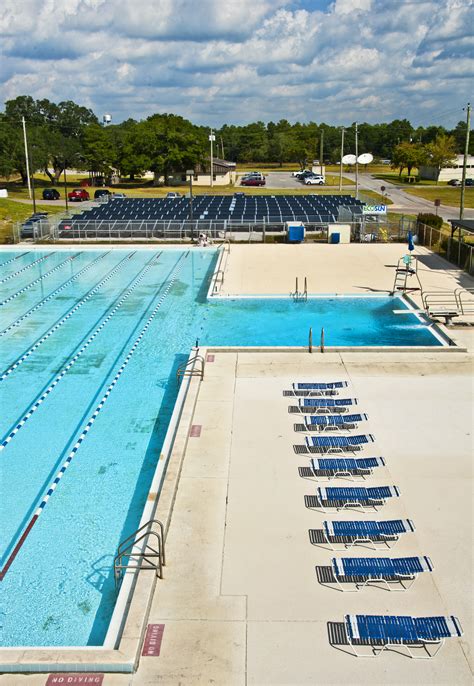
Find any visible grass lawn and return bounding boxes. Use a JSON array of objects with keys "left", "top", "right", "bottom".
[
  {"left": 0, "top": 199, "right": 64, "bottom": 243},
  {"left": 403, "top": 186, "right": 474, "bottom": 208}
]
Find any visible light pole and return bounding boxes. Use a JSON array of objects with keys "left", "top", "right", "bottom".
[
  {"left": 21, "top": 117, "right": 32, "bottom": 199},
  {"left": 29, "top": 146, "right": 37, "bottom": 214},
  {"left": 209, "top": 130, "right": 215, "bottom": 188},
  {"left": 339, "top": 126, "right": 345, "bottom": 192},
  {"left": 355, "top": 122, "right": 359, "bottom": 200},
  {"left": 64, "top": 164, "right": 69, "bottom": 215},
  {"left": 186, "top": 169, "right": 194, "bottom": 237},
  {"left": 460, "top": 102, "right": 471, "bottom": 220}
]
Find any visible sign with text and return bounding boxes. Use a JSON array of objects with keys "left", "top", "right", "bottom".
[
  {"left": 46, "top": 675, "right": 103, "bottom": 685},
  {"left": 142, "top": 623, "right": 165, "bottom": 656},
  {"left": 362, "top": 204, "right": 387, "bottom": 215}
]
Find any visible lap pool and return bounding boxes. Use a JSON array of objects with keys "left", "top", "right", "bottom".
[{"left": 0, "top": 248, "right": 442, "bottom": 648}]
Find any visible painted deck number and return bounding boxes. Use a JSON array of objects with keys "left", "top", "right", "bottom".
[
  {"left": 46, "top": 675, "right": 103, "bottom": 685},
  {"left": 142, "top": 623, "right": 165, "bottom": 656},
  {"left": 190, "top": 424, "right": 202, "bottom": 437},
  {"left": 206, "top": 354, "right": 215, "bottom": 362}
]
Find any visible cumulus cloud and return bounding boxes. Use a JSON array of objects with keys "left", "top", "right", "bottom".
[{"left": 0, "top": 0, "right": 472, "bottom": 126}]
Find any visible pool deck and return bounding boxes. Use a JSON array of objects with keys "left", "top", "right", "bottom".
[{"left": 2, "top": 244, "right": 473, "bottom": 685}]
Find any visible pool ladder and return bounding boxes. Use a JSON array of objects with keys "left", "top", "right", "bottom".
[
  {"left": 292, "top": 277, "right": 308, "bottom": 302},
  {"left": 176, "top": 352, "right": 205, "bottom": 381},
  {"left": 114, "top": 519, "right": 166, "bottom": 589}
]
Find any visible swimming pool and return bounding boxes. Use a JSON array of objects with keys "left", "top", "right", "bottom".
[{"left": 0, "top": 248, "right": 442, "bottom": 648}]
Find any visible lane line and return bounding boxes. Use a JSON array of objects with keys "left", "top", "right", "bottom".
[
  {"left": 0, "top": 254, "right": 81, "bottom": 307},
  {"left": 0, "top": 251, "right": 110, "bottom": 338},
  {"left": 0, "top": 251, "right": 189, "bottom": 579},
  {"left": 0, "top": 252, "right": 161, "bottom": 449},
  {"left": 0, "top": 254, "right": 51, "bottom": 284},
  {"left": 0, "top": 252, "right": 30, "bottom": 268}
]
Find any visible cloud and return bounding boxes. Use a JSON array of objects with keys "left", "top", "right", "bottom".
[{"left": 0, "top": 0, "right": 472, "bottom": 127}]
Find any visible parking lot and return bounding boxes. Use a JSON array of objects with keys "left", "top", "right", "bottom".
[{"left": 237, "top": 171, "right": 352, "bottom": 190}]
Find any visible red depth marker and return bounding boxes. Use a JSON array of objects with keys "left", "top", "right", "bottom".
[
  {"left": 142, "top": 623, "right": 165, "bottom": 656},
  {"left": 46, "top": 675, "right": 103, "bottom": 685},
  {"left": 189, "top": 424, "right": 202, "bottom": 437}
]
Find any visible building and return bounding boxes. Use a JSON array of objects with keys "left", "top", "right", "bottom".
[{"left": 419, "top": 154, "right": 474, "bottom": 182}]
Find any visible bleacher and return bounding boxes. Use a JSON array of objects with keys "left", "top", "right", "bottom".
[{"left": 58, "top": 195, "right": 364, "bottom": 238}]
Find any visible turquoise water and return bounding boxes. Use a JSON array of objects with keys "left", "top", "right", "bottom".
[{"left": 0, "top": 249, "right": 440, "bottom": 648}]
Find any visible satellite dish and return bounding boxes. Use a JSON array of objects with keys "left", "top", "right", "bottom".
[
  {"left": 357, "top": 153, "right": 374, "bottom": 164},
  {"left": 342, "top": 154, "right": 357, "bottom": 165},
  {"left": 103, "top": 114, "right": 112, "bottom": 124}
]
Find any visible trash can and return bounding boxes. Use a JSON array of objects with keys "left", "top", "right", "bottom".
[{"left": 330, "top": 232, "right": 340, "bottom": 244}]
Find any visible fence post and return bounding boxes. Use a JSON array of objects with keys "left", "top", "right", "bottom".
[{"left": 429, "top": 226, "right": 433, "bottom": 249}]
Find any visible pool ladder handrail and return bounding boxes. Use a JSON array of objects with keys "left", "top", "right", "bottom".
[
  {"left": 114, "top": 519, "right": 166, "bottom": 589},
  {"left": 176, "top": 353, "right": 205, "bottom": 381},
  {"left": 292, "top": 276, "right": 308, "bottom": 302}
]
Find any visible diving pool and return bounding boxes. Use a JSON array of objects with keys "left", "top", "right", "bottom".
[{"left": 0, "top": 248, "right": 442, "bottom": 648}]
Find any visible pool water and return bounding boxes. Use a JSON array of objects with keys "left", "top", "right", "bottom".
[{"left": 0, "top": 249, "right": 441, "bottom": 648}]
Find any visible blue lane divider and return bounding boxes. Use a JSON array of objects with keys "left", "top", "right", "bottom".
[
  {"left": 0, "top": 252, "right": 30, "bottom": 268},
  {"left": 0, "top": 254, "right": 81, "bottom": 307},
  {"left": 1, "top": 251, "right": 189, "bottom": 577},
  {"left": 0, "top": 251, "right": 162, "bottom": 451},
  {"left": 0, "top": 251, "right": 110, "bottom": 338},
  {"left": 0, "top": 254, "right": 52, "bottom": 284},
  {"left": 0, "top": 252, "right": 136, "bottom": 379}
]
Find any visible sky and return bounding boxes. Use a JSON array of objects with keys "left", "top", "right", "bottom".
[{"left": 0, "top": 0, "right": 472, "bottom": 128}]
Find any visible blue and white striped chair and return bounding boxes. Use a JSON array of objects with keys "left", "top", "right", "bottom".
[
  {"left": 315, "top": 486, "right": 400, "bottom": 512},
  {"left": 295, "top": 397, "right": 357, "bottom": 414},
  {"left": 305, "top": 434, "right": 375, "bottom": 454},
  {"left": 303, "top": 413, "right": 368, "bottom": 432},
  {"left": 343, "top": 614, "right": 463, "bottom": 658},
  {"left": 330, "top": 556, "right": 433, "bottom": 591},
  {"left": 320, "top": 519, "right": 415, "bottom": 550},
  {"left": 310, "top": 456, "right": 385, "bottom": 480},
  {"left": 285, "top": 381, "right": 349, "bottom": 397}
]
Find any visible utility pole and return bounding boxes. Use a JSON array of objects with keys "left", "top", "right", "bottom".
[
  {"left": 355, "top": 122, "right": 359, "bottom": 200},
  {"left": 220, "top": 136, "right": 225, "bottom": 159},
  {"left": 22, "top": 117, "right": 32, "bottom": 199},
  {"left": 209, "top": 129, "right": 215, "bottom": 188},
  {"left": 339, "top": 127, "right": 345, "bottom": 192},
  {"left": 460, "top": 102, "right": 471, "bottom": 220},
  {"left": 319, "top": 129, "right": 324, "bottom": 175}
]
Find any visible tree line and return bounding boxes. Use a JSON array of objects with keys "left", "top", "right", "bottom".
[{"left": 0, "top": 95, "right": 471, "bottom": 185}]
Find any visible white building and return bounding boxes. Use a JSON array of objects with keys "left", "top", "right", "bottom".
[{"left": 420, "top": 154, "right": 474, "bottom": 182}]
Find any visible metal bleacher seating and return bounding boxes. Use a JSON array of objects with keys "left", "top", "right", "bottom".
[{"left": 58, "top": 194, "right": 364, "bottom": 238}]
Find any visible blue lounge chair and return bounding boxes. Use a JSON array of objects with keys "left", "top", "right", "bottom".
[
  {"left": 310, "top": 456, "right": 385, "bottom": 480},
  {"left": 297, "top": 397, "right": 357, "bottom": 414},
  {"left": 330, "top": 556, "right": 433, "bottom": 591},
  {"left": 320, "top": 519, "right": 415, "bottom": 550},
  {"left": 343, "top": 614, "right": 463, "bottom": 658},
  {"left": 315, "top": 486, "right": 400, "bottom": 511},
  {"left": 304, "top": 413, "right": 368, "bottom": 432},
  {"left": 304, "top": 434, "right": 375, "bottom": 454},
  {"left": 284, "top": 381, "right": 349, "bottom": 397}
]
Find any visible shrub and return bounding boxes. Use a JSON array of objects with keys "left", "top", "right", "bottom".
[{"left": 416, "top": 213, "right": 443, "bottom": 230}]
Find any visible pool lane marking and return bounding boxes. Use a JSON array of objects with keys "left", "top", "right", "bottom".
[
  {"left": 0, "top": 252, "right": 131, "bottom": 379},
  {"left": 0, "top": 252, "right": 30, "bottom": 268},
  {"left": 0, "top": 254, "right": 81, "bottom": 307},
  {"left": 0, "top": 251, "right": 161, "bottom": 449},
  {"left": 0, "top": 251, "right": 188, "bottom": 580},
  {"left": 0, "top": 251, "right": 110, "bottom": 338},
  {"left": 0, "top": 253, "right": 52, "bottom": 284}
]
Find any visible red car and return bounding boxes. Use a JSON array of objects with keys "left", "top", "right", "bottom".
[
  {"left": 68, "top": 188, "right": 90, "bottom": 202},
  {"left": 241, "top": 177, "right": 266, "bottom": 186}
]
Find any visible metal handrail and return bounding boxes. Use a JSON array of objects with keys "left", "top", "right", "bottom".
[
  {"left": 176, "top": 353, "right": 205, "bottom": 381},
  {"left": 321, "top": 327, "right": 325, "bottom": 353},
  {"left": 454, "top": 287, "right": 474, "bottom": 314},
  {"left": 309, "top": 327, "right": 313, "bottom": 353},
  {"left": 114, "top": 519, "right": 166, "bottom": 589}
]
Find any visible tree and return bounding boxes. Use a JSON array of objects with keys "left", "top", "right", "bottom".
[
  {"left": 425, "top": 134, "right": 457, "bottom": 183},
  {"left": 391, "top": 141, "right": 427, "bottom": 176}
]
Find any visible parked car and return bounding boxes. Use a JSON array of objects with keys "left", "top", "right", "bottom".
[
  {"left": 241, "top": 177, "right": 266, "bottom": 186},
  {"left": 166, "top": 192, "right": 182, "bottom": 198},
  {"left": 465, "top": 178, "right": 474, "bottom": 186},
  {"left": 94, "top": 189, "right": 111, "bottom": 199},
  {"left": 20, "top": 212, "right": 49, "bottom": 239},
  {"left": 447, "top": 179, "right": 461, "bottom": 186},
  {"left": 42, "top": 188, "right": 60, "bottom": 200},
  {"left": 305, "top": 175, "right": 325, "bottom": 185},
  {"left": 68, "top": 188, "right": 90, "bottom": 202},
  {"left": 293, "top": 169, "right": 311, "bottom": 178},
  {"left": 111, "top": 192, "right": 126, "bottom": 199}
]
